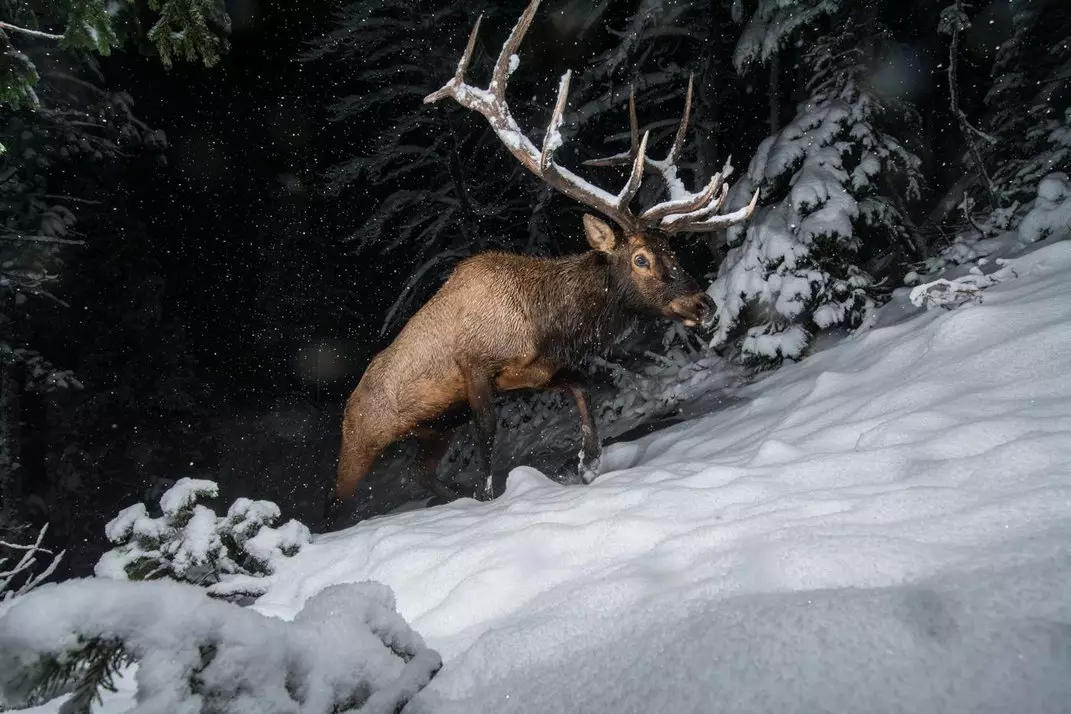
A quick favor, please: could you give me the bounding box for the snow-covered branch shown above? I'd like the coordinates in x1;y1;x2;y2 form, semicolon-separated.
0;524;65;604
0;21;64;41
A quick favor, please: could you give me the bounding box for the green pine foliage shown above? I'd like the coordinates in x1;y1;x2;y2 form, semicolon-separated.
9;636;130;713
0;0;230;113
0;32;39;110
61;0;126;56
145;0;230;67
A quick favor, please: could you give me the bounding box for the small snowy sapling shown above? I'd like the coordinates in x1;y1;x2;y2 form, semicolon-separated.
95;478;310;598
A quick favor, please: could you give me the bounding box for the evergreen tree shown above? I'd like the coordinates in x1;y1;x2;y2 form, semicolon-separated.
981;0;1071;229
1;0;229;544
709;2;923;363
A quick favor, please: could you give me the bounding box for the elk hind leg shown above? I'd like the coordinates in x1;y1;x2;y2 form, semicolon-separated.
324;420;389;530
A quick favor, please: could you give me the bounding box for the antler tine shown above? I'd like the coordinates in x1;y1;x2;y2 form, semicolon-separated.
424;15;483;104
617;130;649;210
668;73;693;163
639;172;721;223
659;181;731;228
667;187;760;233
491;0;540;103
540;70;572;171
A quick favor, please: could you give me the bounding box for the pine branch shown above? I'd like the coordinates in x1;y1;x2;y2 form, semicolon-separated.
15;637;129;713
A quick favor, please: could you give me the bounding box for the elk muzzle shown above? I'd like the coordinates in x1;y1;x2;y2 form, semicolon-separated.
665;292;715;328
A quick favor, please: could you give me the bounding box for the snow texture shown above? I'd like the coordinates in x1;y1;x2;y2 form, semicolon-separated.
0;578;441;714
20;240;1071;713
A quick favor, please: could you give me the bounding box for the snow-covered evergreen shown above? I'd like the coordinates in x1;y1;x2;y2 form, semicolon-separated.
95;478;310;598
0;579;441;713
710;14;922;362
982;0;1071;224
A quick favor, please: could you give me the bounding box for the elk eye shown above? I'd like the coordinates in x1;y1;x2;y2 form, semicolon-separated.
633;254;649;269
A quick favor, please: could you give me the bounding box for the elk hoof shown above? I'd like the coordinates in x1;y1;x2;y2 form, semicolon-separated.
578;451;602;484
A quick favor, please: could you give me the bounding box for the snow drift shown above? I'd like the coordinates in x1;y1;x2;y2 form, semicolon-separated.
250;238;1071;712
13;237;1071;713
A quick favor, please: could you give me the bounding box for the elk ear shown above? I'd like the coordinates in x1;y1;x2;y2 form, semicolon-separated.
583;214;618;254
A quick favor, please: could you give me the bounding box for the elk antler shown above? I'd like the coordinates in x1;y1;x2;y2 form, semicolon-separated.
584;75;760;233
424;0;758;235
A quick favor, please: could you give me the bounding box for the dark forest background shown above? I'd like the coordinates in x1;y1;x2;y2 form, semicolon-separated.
2;0;1068;576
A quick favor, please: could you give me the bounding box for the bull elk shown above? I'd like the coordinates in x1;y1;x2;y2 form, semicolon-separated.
323;0;758;529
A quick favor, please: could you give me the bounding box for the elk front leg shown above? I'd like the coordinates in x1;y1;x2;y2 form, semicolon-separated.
463;370;502;500
552;370;601;484
410;425;462;503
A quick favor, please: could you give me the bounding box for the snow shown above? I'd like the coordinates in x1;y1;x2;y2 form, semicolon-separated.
158;477;218;516
0;579;441;714
15;239;1071;713
1019;172;1071;243
248;239;1071;711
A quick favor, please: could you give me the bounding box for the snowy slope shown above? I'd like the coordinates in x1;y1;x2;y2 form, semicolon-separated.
249;239;1071;712
19;238;1071;714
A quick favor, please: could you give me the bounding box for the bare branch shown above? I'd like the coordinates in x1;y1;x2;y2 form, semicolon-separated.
0;21;64;41
0;233;86;245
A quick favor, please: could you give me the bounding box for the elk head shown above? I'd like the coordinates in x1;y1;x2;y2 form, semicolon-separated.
424;0;759;328
581;213;713;327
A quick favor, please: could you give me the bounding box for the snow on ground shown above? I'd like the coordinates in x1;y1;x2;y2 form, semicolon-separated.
249;238;1071;712
17;237;1071;713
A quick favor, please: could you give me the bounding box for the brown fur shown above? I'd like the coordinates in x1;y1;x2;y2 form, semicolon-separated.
323;216;714;528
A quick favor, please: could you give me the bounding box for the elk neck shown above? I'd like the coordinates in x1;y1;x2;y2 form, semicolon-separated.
530;250;644;367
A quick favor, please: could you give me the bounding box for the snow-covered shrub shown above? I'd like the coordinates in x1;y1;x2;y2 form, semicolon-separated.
909;259;1018;310
1018;172;1071;243
0;578;441;713
95;478;310;598
710;20;922;363
1;524;64;606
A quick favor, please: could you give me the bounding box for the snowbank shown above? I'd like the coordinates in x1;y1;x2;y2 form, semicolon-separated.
248;239;1071;711
16;239;1071;713
0;579;441;713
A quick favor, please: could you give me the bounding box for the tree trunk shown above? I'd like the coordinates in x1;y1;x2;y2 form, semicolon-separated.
768;50;781;134
0;362;23;535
